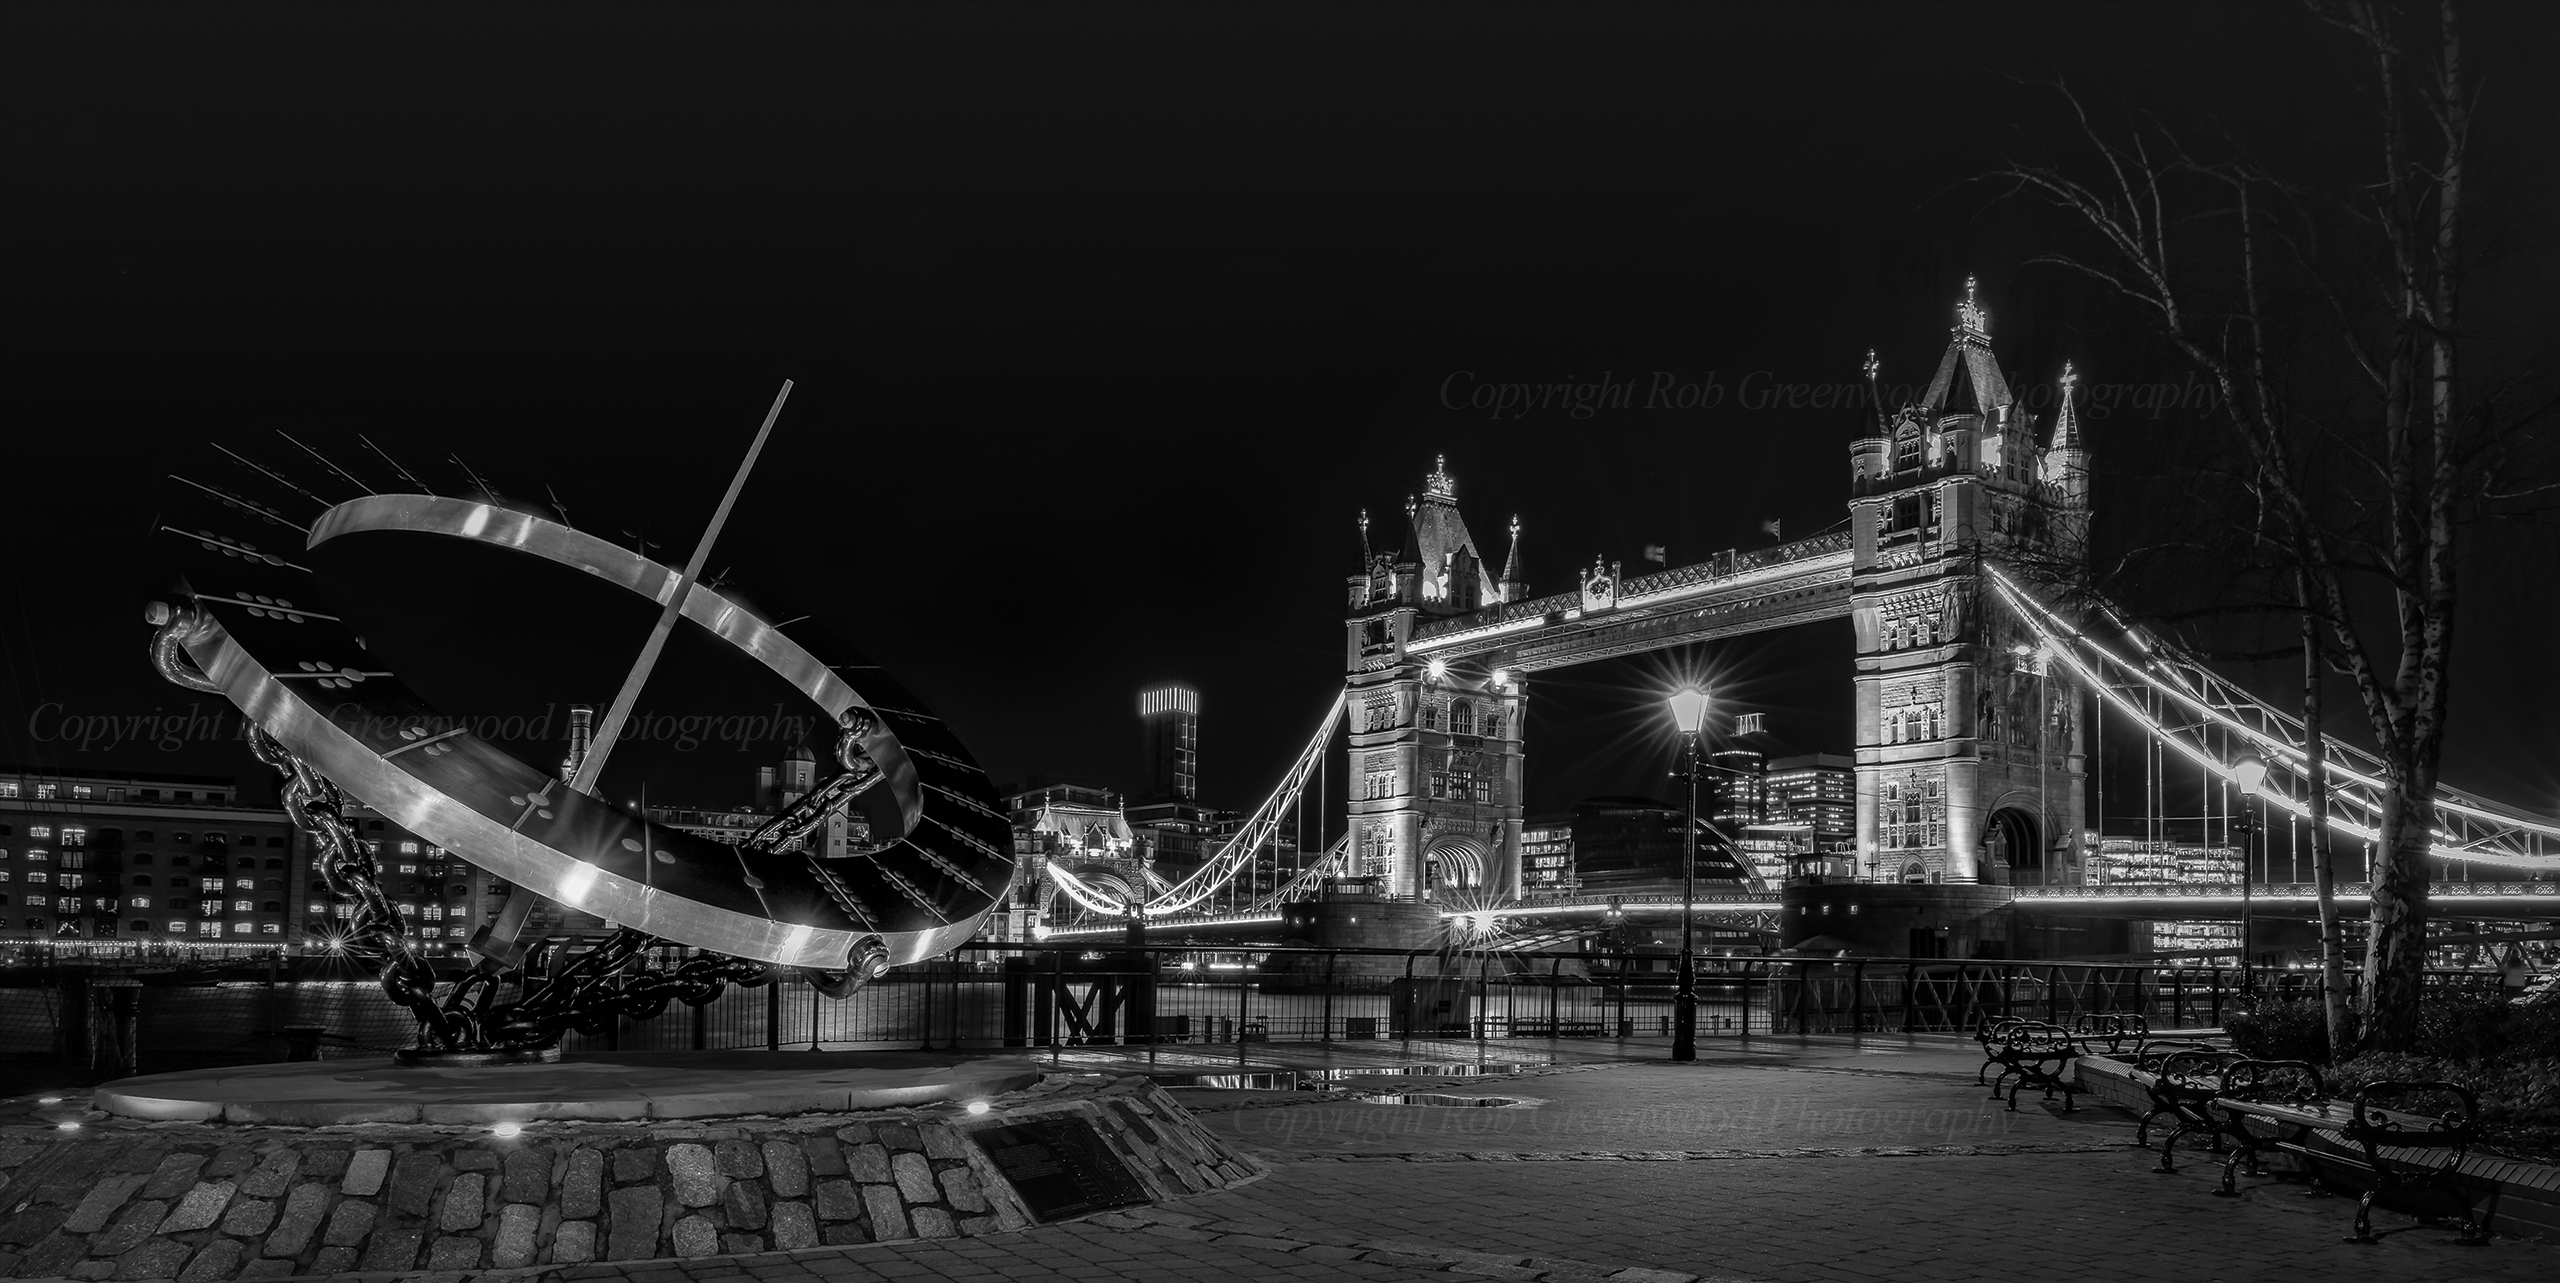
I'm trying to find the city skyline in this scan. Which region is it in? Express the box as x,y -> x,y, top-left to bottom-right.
5,3 -> 2555,831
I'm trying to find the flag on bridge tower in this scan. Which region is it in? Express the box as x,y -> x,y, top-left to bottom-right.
1759,518 -> 1781,540
1642,544 -> 1666,565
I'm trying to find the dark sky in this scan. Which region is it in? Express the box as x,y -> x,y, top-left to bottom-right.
4,2 -> 2555,829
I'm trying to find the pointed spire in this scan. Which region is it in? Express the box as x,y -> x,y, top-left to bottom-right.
1357,508 -> 1373,563
1862,348 -> 1885,433
2050,361 -> 2083,450
1424,454 -> 1456,502
1954,275 -> 1989,341
1499,514 -> 1525,598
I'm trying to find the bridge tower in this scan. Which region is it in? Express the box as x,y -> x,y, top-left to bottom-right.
1343,458 -> 1528,902
1848,279 -> 2091,889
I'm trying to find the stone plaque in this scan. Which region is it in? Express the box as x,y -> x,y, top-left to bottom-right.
969,1117 -> 1148,1221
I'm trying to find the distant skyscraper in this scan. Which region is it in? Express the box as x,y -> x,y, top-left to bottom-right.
1766,753 -> 1855,841
1709,748 -> 1767,828
1139,686 -> 1200,803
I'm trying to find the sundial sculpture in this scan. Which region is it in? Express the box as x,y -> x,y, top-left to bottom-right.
142,384 -> 1016,1060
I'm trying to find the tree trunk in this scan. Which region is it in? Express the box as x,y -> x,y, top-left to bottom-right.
2359,769 -> 2436,1051
2300,591 -> 2351,1061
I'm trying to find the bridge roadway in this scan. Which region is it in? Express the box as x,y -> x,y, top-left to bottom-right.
1401,532 -> 1853,670
1037,880 -> 2560,941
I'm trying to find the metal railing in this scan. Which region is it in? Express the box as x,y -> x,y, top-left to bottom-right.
3,946 -> 2518,1082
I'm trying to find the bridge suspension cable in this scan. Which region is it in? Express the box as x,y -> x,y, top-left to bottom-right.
1986,565 -> 2559,870
1044,689 -> 1347,922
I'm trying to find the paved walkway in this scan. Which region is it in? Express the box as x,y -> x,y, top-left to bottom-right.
381,1037 -> 2560,1283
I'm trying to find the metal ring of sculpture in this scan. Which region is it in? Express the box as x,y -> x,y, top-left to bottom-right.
150,461 -> 1015,983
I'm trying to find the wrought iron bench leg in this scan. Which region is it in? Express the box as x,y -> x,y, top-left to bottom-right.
2156,1122 -> 2188,1173
2348,1186 -> 2380,1244
2134,1105 -> 2163,1147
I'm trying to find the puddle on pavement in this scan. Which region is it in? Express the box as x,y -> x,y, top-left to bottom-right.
1153,1062 -> 1546,1090
1358,1093 -> 1533,1108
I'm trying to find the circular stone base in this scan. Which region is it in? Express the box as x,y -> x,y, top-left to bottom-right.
94,1050 -> 1042,1125
392,1044 -> 565,1067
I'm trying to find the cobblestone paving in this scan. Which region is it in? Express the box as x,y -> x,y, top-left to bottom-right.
135,1039 -> 2560,1283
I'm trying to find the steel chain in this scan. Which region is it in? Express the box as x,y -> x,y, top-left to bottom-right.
149,602 -> 778,1053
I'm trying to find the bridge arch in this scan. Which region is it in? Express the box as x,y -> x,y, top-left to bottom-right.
1981,805 -> 2044,886
1423,836 -> 1489,895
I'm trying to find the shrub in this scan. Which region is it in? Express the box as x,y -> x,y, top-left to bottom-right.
2225,995 -> 2343,1064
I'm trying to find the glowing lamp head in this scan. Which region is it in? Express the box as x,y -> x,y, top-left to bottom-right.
1666,686 -> 1710,737
55,1121 -> 79,1132
965,1100 -> 992,1115
490,1121 -> 523,1138
1490,668 -> 1509,688
1426,657 -> 1448,681
2233,756 -> 2269,799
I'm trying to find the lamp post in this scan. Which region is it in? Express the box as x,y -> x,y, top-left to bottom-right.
1666,686 -> 1709,1063
2232,755 -> 2268,994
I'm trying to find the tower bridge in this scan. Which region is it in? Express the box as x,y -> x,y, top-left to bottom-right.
1033,278 -> 2559,950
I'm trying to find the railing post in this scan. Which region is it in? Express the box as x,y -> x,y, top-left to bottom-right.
1236,961 -> 1251,1066
2209,966 -> 2223,1026
1321,950 -> 1336,1043
765,977 -> 781,1052
1952,963 -> 1971,1036
1796,961 -> 1810,1036
1050,950 -> 1067,1064
1548,954 -> 1562,1037
1003,955 -> 1030,1048
1402,951 -> 1417,1057
1850,960 -> 1866,1036
916,957 -> 935,1051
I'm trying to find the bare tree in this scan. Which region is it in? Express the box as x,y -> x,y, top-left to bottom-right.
1994,1 -> 2557,1050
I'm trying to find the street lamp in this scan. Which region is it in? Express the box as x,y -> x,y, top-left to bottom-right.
1666,685 -> 1709,1063
2232,755 -> 2268,993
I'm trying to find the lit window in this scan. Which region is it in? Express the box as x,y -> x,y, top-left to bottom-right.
60,827 -> 86,846
234,878 -> 254,891
200,900 -> 221,916
169,920 -> 188,933
27,871 -> 46,884
233,900 -> 252,912
34,784 -> 55,800
197,922 -> 221,938
58,874 -> 83,891
423,905 -> 443,921
27,826 -> 50,840
23,851 -> 43,864
400,841 -> 418,854
398,863 -> 417,874
397,903 -> 415,916
0,782 -> 15,798
335,903 -> 354,919
260,922 -> 281,935
70,785 -> 94,800
26,894 -> 46,907
231,921 -> 250,934
130,896 -> 151,909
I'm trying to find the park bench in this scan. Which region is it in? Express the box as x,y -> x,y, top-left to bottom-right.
2124,1041 -> 2234,1165
1983,1019 -> 2084,1113
1971,1014 -> 2031,1086
2069,1011 -> 2148,1056
2208,1072 -> 2485,1244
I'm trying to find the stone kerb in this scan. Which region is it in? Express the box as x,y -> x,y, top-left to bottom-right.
0,1075 -> 1260,1281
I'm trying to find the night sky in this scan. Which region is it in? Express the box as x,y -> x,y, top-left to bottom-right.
5,3 -> 2555,832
